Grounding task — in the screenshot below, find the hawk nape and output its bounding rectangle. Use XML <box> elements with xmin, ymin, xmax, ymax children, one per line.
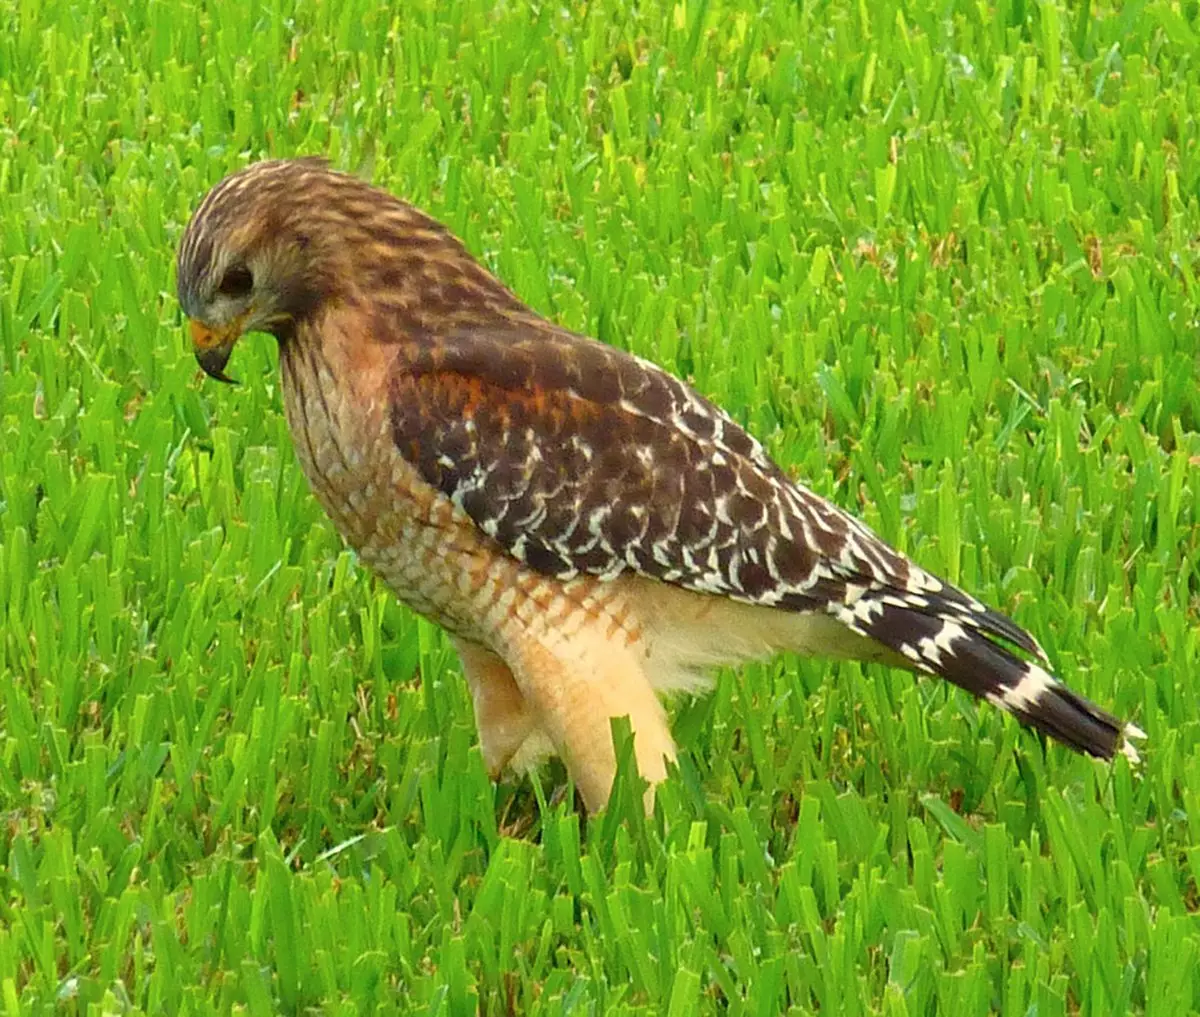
<box><xmin>177</xmin><ymin>159</ymin><xmax>1143</xmax><ymax>813</ymax></box>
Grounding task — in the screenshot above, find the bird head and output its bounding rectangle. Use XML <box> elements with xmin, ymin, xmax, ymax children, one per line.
<box><xmin>175</xmin><ymin>159</ymin><xmax>360</xmax><ymax>382</ymax></box>
<box><xmin>177</xmin><ymin>159</ymin><xmax>530</xmax><ymax>383</ymax></box>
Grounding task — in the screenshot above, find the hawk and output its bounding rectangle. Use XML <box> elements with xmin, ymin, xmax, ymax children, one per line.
<box><xmin>177</xmin><ymin>159</ymin><xmax>1142</xmax><ymax>812</ymax></box>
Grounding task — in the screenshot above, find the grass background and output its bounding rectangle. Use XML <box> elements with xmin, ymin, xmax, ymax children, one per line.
<box><xmin>2</xmin><ymin>0</ymin><xmax>1199</xmax><ymax>1012</ymax></box>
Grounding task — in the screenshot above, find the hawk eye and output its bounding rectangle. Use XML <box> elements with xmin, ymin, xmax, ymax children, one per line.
<box><xmin>217</xmin><ymin>264</ymin><xmax>254</xmax><ymax>298</ymax></box>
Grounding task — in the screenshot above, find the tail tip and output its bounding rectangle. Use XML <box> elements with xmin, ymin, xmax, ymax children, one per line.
<box><xmin>1118</xmin><ymin>722</ymin><xmax>1147</xmax><ymax>766</ymax></box>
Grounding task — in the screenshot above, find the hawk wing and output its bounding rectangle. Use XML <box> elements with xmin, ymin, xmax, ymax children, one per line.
<box><xmin>386</xmin><ymin>323</ymin><xmax>1135</xmax><ymax>761</ymax></box>
<box><xmin>387</xmin><ymin>323</ymin><xmax>1039</xmax><ymax>655</ymax></box>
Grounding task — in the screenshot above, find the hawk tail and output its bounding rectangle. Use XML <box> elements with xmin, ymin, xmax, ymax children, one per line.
<box><xmin>829</xmin><ymin>595</ymin><xmax>1144</xmax><ymax>763</ymax></box>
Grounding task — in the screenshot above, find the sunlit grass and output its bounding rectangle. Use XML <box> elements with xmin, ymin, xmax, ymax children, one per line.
<box><xmin>1</xmin><ymin>0</ymin><xmax>1198</xmax><ymax>1012</ymax></box>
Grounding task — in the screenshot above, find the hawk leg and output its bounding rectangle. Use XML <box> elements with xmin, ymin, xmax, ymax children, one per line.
<box><xmin>498</xmin><ymin>630</ymin><xmax>677</xmax><ymax>813</ymax></box>
<box><xmin>454</xmin><ymin>638</ymin><xmax>537</xmax><ymax>778</ymax></box>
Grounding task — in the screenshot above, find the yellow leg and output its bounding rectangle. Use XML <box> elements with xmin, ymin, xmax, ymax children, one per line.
<box><xmin>500</xmin><ymin>632</ymin><xmax>676</xmax><ymax>813</ymax></box>
<box><xmin>453</xmin><ymin>637</ymin><xmax>536</xmax><ymax>778</ymax></box>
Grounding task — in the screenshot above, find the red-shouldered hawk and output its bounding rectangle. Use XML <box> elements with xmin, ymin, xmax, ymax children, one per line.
<box><xmin>177</xmin><ymin>159</ymin><xmax>1143</xmax><ymax>812</ymax></box>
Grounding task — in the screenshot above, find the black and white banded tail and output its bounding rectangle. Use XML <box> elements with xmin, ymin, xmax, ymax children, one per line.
<box><xmin>826</xmin><ymin>584</ymin><xmax>1144</xmax><ymax>762</ymax></box>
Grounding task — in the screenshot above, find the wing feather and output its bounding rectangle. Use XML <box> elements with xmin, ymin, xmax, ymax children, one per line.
<box><xmin>387</xmin><ymin>324</ymin><xmax>1043</xmax><ymax>653</ymax></box>
<box><xmin>383</xmin><ymin>323</ymin><xmax>1142</xmax><ymax>761</ymax></box>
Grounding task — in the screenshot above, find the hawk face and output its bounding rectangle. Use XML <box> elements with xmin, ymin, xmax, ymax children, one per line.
<box><xmin>175</xmin><ymin>159</ymin><xmax>342</xmax><ymax>381</ymax></box>
<box><xmin>175</xmin><ymin>158</ymin><xmax>521</xmax><ymax>383</ymax></box>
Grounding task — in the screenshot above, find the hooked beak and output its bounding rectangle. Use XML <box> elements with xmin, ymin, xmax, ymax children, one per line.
<box><xmin>190</xmin><ymin>318</ymin><xmax>240</xmax><ymax>384</ymax></box>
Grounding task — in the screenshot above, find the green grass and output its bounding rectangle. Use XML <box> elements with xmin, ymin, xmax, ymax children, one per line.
<box><xmin>2</xmin><ymin>0</ymin><xmax>1199</xmax><ymax>1012</ymax></box>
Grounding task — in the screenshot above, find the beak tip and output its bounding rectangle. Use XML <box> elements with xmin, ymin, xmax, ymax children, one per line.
<box><xmin>195</xmin><ymin>349</ymin><xmax>238</xmax><ymax>385</ymax></box>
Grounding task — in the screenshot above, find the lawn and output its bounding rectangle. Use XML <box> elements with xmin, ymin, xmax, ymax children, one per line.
<box><xmin>2</xmin><ymin>0</ymin><xmax>1199</xmax><ymax>1012</ymax></box>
